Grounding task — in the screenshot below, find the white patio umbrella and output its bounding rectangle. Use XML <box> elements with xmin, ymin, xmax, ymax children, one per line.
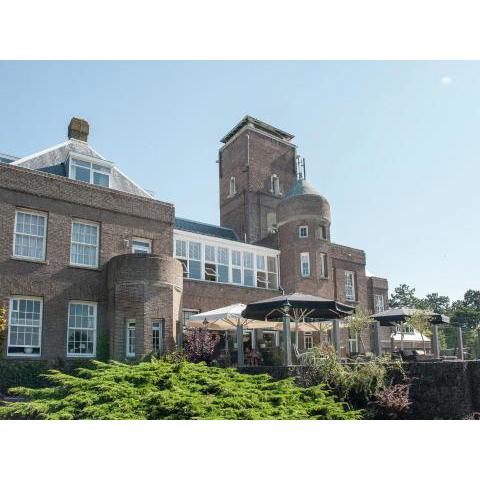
<box><xmin>188</xmin><ymin>303</ymin><xmax>278</xmax><ymax>367</ymax></box>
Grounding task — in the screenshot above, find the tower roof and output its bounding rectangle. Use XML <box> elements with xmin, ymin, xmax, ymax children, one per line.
<box><xmin>220</xmin><ymin>115</ymin><xmax>294</xmax><ymax>144</ymax></box>
<box><xmin>283</xmin><ymin>178</ymin><xmax>321</xmax><ymax>199</ymax></box>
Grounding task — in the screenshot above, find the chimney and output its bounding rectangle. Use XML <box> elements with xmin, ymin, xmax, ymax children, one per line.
<box><xmin>68</xmin><ymin>117</ymin><xmax>89</xmax><ymax>142</ymax></box>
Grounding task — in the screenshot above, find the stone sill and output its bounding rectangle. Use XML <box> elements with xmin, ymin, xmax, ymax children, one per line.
<box><xmin>10</xmin><ymin>256</ymin><xmax>49</xmax><ymax>265</ymax></box>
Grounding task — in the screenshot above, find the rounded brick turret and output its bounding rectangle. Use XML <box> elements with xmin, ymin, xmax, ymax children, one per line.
<box><xmin>276</xmin><ymin>179</ymin><xmax>334</xmax><ymax>297</ymax></box>
<box><xmin>107</xmin><ymin>254</ymin><xmax>183</xmax><ymax>360</ymax></box>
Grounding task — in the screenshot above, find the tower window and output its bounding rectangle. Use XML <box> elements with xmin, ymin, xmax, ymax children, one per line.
<box><xmin>271</xmin><ymin>174</ymin><xmax>280</xmax><ymax>195</ymax></box>
<box><xmin>319</xmin><ymin>253</ymin><xmax>327</xmax><ymax>278</ymax></box>
<box><xmin>300</xmin><ymin>252</ymin><xmax>310</xmax><ymax>277</ymax></box>
<box><xmin>229</xmin><ymin>177</ymin><xmax>236</xmax><ymax>197</ymax></box>
<box><xmin>320</xmin><ymin>225</ymin><xmax>327</xmax><ymax>240</ymax></box>
<box><xmin>299</xmin><ymin>226</ymin><xmax>308</xmax><ymax>238</ymax></box>
<box><xmin>344</xmin><ymin>271</ymin><xmax>356</xmax><ymax>301</ymax></box>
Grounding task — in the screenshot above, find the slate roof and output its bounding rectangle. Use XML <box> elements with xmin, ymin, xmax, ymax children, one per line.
<box><xmin>0</xmin><ymin>152</ymin><xmax>19</xmax><ymax>164</ymax></box>
<box><xmin>175</xmin><ymin>217</ymin><xmax>239</xmax><ymax>241</ymax></box>
<box><xmin>9</xmin><ymin>139</ymin><xmax>152</xmax><ymax>198</ymax></box>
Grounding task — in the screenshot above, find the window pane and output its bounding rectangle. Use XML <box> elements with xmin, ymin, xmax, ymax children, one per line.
<box><xmin>205</xmin><ymin>245</ymin><xmax>215</xmax><ymax>262</ymax></box>
<box><xmin>189</xmin><ymin>260</ymin><xmax>201</xmax><ymax>279</ymax></box>
<box><xmin>217</xmin><ymin>247</ymin><xmax>228</xmax><ymax>265</ymax></box>
<box><xmin>93</xmin><ymin>171</ymin><xmax>109</xmax><ymax>187</ymax></box>
<box><xmin>74</xmin><ymin>165</ymin><xmax>91</xmax><ymax>183</ymax></box>
<box><xmin>243</xmin><ymin>252</ymin><xmax>253</xmax><ymax>269</ymax></box>
<box><xmin>267</xmin><ymin>256</ymin><xmax>277</xmax><ymax>273</ymax></box>
<box><xmin>8</xmin><ymin>298</ymin><xmax>42</xmax><ymax>354</ymax></box>
<box><xmin>175</xmin><ymin>239</ymin><xmax>187</xmax><ymax>257</ymax></box>
<box><xmin>232</xmin><ymin>250</ymin><xmax>241</xmax><ymax>266</ymax></box>
<box><xmin>189</xmin><ymin>242</ymin><xmax>201</xmax><ymax>260</ymax></box>
<box><xmin>244</xmin><ymin>269</ymin><xmax>254</xmax><ymax>286</ymax></box>
<box><xmin>67</xmin><ymin>302</ymin><xmax>97</xmax><ymax>356</ymax></box>
<box><xmin>14</xmin><ymin>211</ymin><xmax>46</xmax><ymax>260</ymax></box>
<box><xmin>218</xmin><ymin>264</ymin><xmax>229</xmax><ymax>283</ymax></box>
<box><xmin>232</xmin><ymin>268</ymin><xmax>242</xmax><ymax>284</ymax></box>
<box><xmin>256</xmin><ymin>255</ymin><xmax>265</xmax><ymax>271</ymax></box>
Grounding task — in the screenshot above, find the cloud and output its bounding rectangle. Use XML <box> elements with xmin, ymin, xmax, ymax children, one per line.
<box><xmin>441</xmin><ymin>76</ymin><xmax>452</xmax><ymax>85</ymax></box>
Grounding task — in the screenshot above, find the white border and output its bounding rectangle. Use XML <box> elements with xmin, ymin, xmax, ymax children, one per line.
<box><xmin>66</xmin><ymin>301</ymin><xmax>98</xmax><ymax>358</ymax></box>
<box><xmin>70</xmin><ymin>218</ymin><xmax>100</xmax><ymax>269</ymax></box>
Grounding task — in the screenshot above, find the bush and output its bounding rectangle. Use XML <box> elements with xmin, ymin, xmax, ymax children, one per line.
<box><xmin>184</xmin><ymin>327</ymin><xmax>220</xmax><ymax>364</ymax></box>
<box><xmin>0</xmin><ymin>359</ymin><xmax>361</xmax><ymax>420</ymax></box>
<box><xmin>297</xmin><ymin>348</ymin><xmax>406</xmax><ymax>409</ymax></box>
<box><xmin>0</xmin><ymin>359</ymin><xmax>95</xmax><ymax>395</ymax></box>
<box><xmin>366</xmin><ymin>383</ymin><xmax>411</xmax><ymax>419</ymax></box>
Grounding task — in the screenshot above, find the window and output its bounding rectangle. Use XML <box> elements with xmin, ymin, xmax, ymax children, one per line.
<box><xmin>243</xmin><ymin>252</ymin><xmax>254</xmax><ymax>286</ymax></box>
<box><xmin>304</xmin><ymin>332</ymin><xmax>313</xmax><ymax>350</ymax></box>
<box><xmin>217</xmin><ymin>247</ymin><xmax>229</xmax><ymax>283</ymax></box>
<box><xmin>267</xmin><ymin>256</ymin><xmax>278</xmax><ymax>289</ymax></box>
<box><xmin>300</xmin><ymin>252</ymin><xmax>310</xmax><ymax>277</ymax></box>
<box><xmin>132</xmin><ymin>238</ymin><xmax>151</xmax><ymax>254</ymax></box>
<box><xmin>7</xmin><ymin>297</ymin><xmax>42</xmax><ymax>356</ymax></box>
<box><xmin>344</xmin><ymin>271</ymin><xmax>355</xmax><ymax>301</ymax></box>
<box><xmin>348</xmin><ymin>329</ymin><xmax>359</xmax><ymax>354</ymax></box>
<box><xmin>188</xmin><ymin>241</ymin><xmax>202</xmax><ymax>279</ymax></box>
<box><xmin>396</xmin><ymin>324</ymin><xmax>415</xmax><ymax>334</ymax></box>
<box><xmin>152</xmin><ymin>320</ymin><xmax>165</xmax><ymax>356</ymax></box>
<box><xmin>204</xmin><ymin>245</ymin><xmax>217</xmax><ymax>281</ymax></box>
<box><xmin>320</xmin><ymin>225</ymin><xmax>327</xmax><ymax>240</ymax></box>
<box><xmin>262</xmin><ymin>331</ymin><xmax>279</xmax><ymax>348</ymax></box>
<box><xmin>229</xmin><ymin>177</ymin><xmax>236</xmax><ymax>196</ymax></box>
<box><xmin>13</xmin><ymin>209</ymin><xmax>47</xmax><ymax>261</ymax></box>
<box><xmin>126</xmin><ymin>321</ymin><xmax>136</xmax><ymax>357</ymax></box>
<box><xmin>182</xmin><ymin>309</ymin><xmax>200</xmax><ymax>329</ymax></box>
<box><xmin>374</xmin><ymin>294</ymin><xmax>385</xmax><ymax>313</ymax></box>
<box><xmin>299</xmin><ymin>226</ymin><xmax>308</xmax><ymax>238</ymax></box>
<box><xmin>67</xmin><ymin>302</ymin><xmax>97</xmax><ymax>357</ymax></box>
<box><xmin>70</xmin><ymin>220</ymin><xmax>99</xmax><ymax>268</ymax></box>
<box><xmin>232</xmin><ymin>250</ymin><xmax>242</xmax><ymax>284</ymax></box>
<box><xmin>256</xmin><ymin>255</ymin><xmax>267</xmax><ymax>288</ymax></box>
<box><xmin>271</xmin><ymin>174</ymin><xmax>280</xmax><ymax>195</ymax></box>
<box><xmin>70</xmin><ymin>158</ymin><xmax>111</xmax><ymax>187</ymax></box>
<box><xmin>319</xmin><ymin>253</ymin><xmax>327</xmax><ymax>278</ymax></box>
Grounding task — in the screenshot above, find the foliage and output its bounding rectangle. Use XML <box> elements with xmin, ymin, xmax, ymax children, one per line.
<box><xmin>297</xmin><ymin>348</ymin><xmax>406</xmax><ymax>409</ymax></box>
<box><xmin>0</xmin><ymin>302</ymin><xmax>7</xmax><ymax>355</ymax></box>
<box><xmin>96</xmin><ymin>332</ymin><xmax>110</xmax><ymax>362</ymax></box>
<box><xmin>407</xmin><ymin>309</ymin><xmax>432</xmax><ymax>352</ymax></box>
<box><xmin>0</xmin><ymin>359</ymin><xmax>361</xmax><ymax>420</ymax></box>
<box><xmin>389</xmin><ymin>284</ymin><xmax>419</xmax><ymax>308</ymax></box>
<box><xmin>184</xmin><ymin>327</ymin><xmax>220</xmax><ymax>364</ymax></box>
<box><xmin>346</xmin><ymin>306</ymin><xmax>373</xmax><ymax>353</ymax></box>
<box><xmin>367</xmin><ymin>383</ymin><xmax>411</xmax><ymax>419</ymax></box>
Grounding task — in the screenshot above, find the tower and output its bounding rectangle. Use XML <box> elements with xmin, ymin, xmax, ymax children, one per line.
<box><xmin>218</xmin><ymin>116</ymin><xmax>297</xmax><ymax>243</ymax></box>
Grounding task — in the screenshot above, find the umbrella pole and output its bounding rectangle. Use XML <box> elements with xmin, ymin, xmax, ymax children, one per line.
<box><xmin>283</xmin><ymin>313</ymin><xmax>292</xmax><ymax>366</ymax></box>
<box><xmin>332</xmin><ymin>319</ymin><xmax>341</xmax><ymax>357</ymax></box>
<box><xmin>431</xmin><ymin>325</ymin><xmax>440</xmax><ymax>359</ymax></box>
<box><xmin>225</xmin><ymin>330</ymin><xmax>229</xmax><ymax>353</ymax></box>
<box><xmin>236</xmin><ymin>324</ymin><xmax>244</xmax><ymax>367</ymax></box>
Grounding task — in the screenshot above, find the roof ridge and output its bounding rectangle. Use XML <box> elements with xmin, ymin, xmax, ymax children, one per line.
<box><xmin>12</xmin><ymin>140</ymin><xmax>72</xmax><ymax>165</ymax></box>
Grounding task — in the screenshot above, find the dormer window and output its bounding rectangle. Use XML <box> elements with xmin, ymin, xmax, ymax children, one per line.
<box><xmin>271</xmin><ymin>174</ymin><xmax>280</xmax><ymax>195</ymax></box>
<box><xmin>70</xmin><ymin>158</ymin><xmax>111</xmax><ymax>188</ymax></box>
<box><xmin>229</xmin><ymin>176</ymin><xmax>236</xmax><ymax>196</ymax></box>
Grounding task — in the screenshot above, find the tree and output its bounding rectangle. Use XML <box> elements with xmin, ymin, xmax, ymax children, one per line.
<box><xmin>184</xmin><ymin>326</ymin><xmax>220</xmax><ymax>363</ymax></box>
<box><xmin>0</xmin><ymin>302</ymin><xmax>7</xmax><ymax>355</ymax></box>
<box><xmin>346</xmin><ymin>306</ymin><xmax>373</xmax><ymax>354</ymax></box>
<box><xmin>463</xmin><ymin>290</ymin><xmax>480</xmax><ymax>309</ymax></box>
<box><xmin>408</xmin><ymin>309</ymin><xmax>431</xmax><ymax>353</ymax></box>
<box><xmin>422</xmin><ymin>293</ymin><xmax>450</xmax><ymax>314</ymax></box>
<box><xmin>389</xmin><ymin>284</ymin><xmax>419</xmax><ymax>308</ymax></box>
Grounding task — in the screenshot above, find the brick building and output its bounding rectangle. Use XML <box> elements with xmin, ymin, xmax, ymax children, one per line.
<box><xmin>0</xmin><ymin>116</ymin><xmax>389</xmax><ymax>362</ymax></box>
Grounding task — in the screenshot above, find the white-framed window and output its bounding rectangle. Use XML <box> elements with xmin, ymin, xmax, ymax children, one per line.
<box><xmin>182</xmin><ymin>309</ymin><xmax>200</xmax><ymax>329</ymax></box>
<box><xmin>319</xmin><ymin>225</ymin><xmax>327</xmax><ymax>240</ymax></box>
<box><xmin>348</xmin><ymin>329</ymin><xmax>359</xmax><ymax>354</ymax></box>
<box><xmin>13</xmin><ymin>209</ymin><xmax>47</xmax><ymax>261</ymax></box>
<box><xmin>271</xmin><ymin>174</ymin><xmax>280</xmax><ymax>195</ymax></box>
<box><xmin>243</xmin><ymin>252</ymin><xmax>254</xmax><ymax>286</ymax></box>
<box><xmin>344</xmin><ymin>271</ymin><xmax>355</xmax><ymax>301</ymax></box>
<box><xmin>267</xmin><ymin>255</ymin><xmax>278</xmax><ymax>289</ymax></box>
<box><xmin>67</xmin><ymin>302</ymin><xmax>97</xmax><ymax>357</ymax></box>
<box><xmin>374</xmin><ymin>294</ymin><xmax>385</xmax><ymax>313</ymax></box>
<box><xmin>256</xmin><ymin>255</ymin><xmax>267</xmax><ymax>288</ymax></box>
<box><xmin>152</xmin><ymin>319</ymin><xmax>165</xmax><ymax>356</ymax></box>
<box><xmin>304</xmin><ymin>332</ymin><xmax>313</xmax><ymax>350</ymax></box>
<box><xmin>396</xmin><ymin>324</ymin><xmax>415</xmax><ymax>334</ymax></box>
<box><xmin>229</xmin><ymin>177</ymin><xmax>236</xmax><ymax>196</ymax></box>
<box><xmin>69</xmin><ymin>158</ymin><xmax>111</xmax><ymax>187</ymax></box>
<box><xmin>132</xmin><ymin>238</ymin><xmax>151</xmax><ymax>254</ymax></box>
<box><xmin>70</xmin><ymin>220</ymin><xmax>99</xmax><ymax>268</ymax></box>
<box><xmin>7</xmin><ymin>297</ymin><xmax>42</xmax><ymax>356</ymax></box>
<box><xmin>232</xmin><ymin>250</ymin><xmax>242</xmax><ymax>285</ymax></box>
<box><xmin>300</xmin><ymin>252</ymin><xmax>310</xmax><ymax>277</ymax></box>
<box><xmin>319</xmin><ymin>253</ymin><xmax>327</xmax><ymax>278</ymax></box>
<box><xmin>204</xmin><ymin>245</ymin><xmax>217</xmax><ymax>281</ymax></box>
<box><xmin>262</xmin><ymin>330</ymin><xmax>280</xmax><ymax>349</ymax></box>
<box><xmin>299</xmin><ymin>225</ymin><xmax>308</xmax><ymax>238</ymax></box>
<box><xmin>126</xmin><ymin>320</ymin><xmax>136</xmax><ymax>357</ymax></box>
<box><xmin>217</xmin><ymin>247</ymin><xmax>229</xmax><ymax>283</ymax></box>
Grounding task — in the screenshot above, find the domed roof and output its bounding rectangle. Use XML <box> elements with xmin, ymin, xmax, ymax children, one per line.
<box><xmin>283</xmin><ymin>179</ymin><xmax>323</xmax><ymax>200</ymax></box>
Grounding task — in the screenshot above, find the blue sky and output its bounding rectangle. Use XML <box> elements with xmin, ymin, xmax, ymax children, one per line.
<box><xmin>0</xmin><ymin>61</ymin><xmax>478</xmax><ymax>301</ymax></box>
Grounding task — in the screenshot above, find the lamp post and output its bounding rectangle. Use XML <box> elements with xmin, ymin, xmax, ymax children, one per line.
<box><xmin>281</xmin><ymin>300</ymin><xmax>292</xmax><ymax>366</ymax></box>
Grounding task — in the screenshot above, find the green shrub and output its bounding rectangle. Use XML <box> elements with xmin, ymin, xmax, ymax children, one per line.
<box><xmin>297</xmin><ymin>348</ymin><xmax>406</xmax><ymax>409</ymax></box>
<box><xmin>0</xmin><ymin>359</ymin><xmax>361</xmax><ymax>420</ymax></box>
